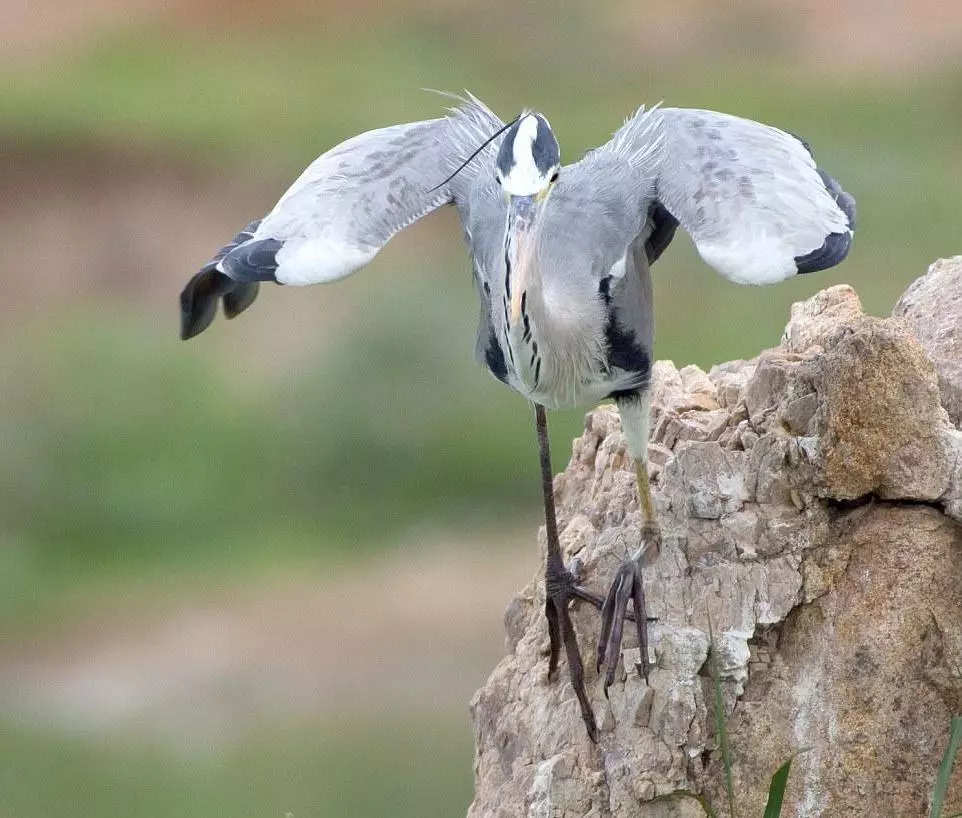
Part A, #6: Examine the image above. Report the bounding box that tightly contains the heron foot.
[544,560,599,743]
[596,522,661,698]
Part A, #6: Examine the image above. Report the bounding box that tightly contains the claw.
[544,564,599,742]
[631,562,650,682]
[598,562,637,696]
[596,570,620,674]
[596,525,657,696]
[545,598,562,682]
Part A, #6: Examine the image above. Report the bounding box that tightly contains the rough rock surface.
[894,256,962,428]
[469,277,962,818]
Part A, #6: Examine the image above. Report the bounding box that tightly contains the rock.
[699,505,962,817]
[742,353,798,430]
[709,359,756,410]
[677,365,719,411]
[809,315,952,501]
[780,284,863,354]
[894,256,962,427]
[468,280,962,818]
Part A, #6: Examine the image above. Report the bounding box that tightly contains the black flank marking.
[645,203,679,265]
[598,276,612,305]
[522,314,531,342]
[483,281,490,295]
[609,387,642,402]
[484,331,509,384]
[531,340,538,356]
[604,314,651,400]
[534,357,542,388]
[520,291,527,314]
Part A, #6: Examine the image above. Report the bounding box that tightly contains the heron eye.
[550,171,560,183]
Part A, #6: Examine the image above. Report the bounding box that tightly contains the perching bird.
[179,93,855,742]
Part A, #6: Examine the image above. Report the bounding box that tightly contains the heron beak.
[507,194,545,324]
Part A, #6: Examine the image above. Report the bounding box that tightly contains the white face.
[497,114,559,197]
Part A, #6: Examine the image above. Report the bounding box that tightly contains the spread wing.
[180,93,504,339]
[604,105,856,285]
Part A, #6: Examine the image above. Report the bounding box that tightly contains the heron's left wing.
[605,106,855,285]
[249,97,503,286]
[181,94,503,339]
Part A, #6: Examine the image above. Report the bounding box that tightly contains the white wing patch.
[697,234,796,285]
[274,237,379,286]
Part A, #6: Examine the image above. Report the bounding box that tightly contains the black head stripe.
[531,114,560,174]
[495,112,560,178]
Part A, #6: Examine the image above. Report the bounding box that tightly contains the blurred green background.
[1,2,960,816]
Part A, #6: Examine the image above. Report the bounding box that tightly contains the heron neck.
[505,205,545,326]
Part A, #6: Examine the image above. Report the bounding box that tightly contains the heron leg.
[596,391,661,696]
[534,403,599,743]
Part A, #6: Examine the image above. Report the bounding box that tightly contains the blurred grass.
[0,279,562,625]
[0,714,471,818]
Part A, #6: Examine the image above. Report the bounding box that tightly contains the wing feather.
[605,106,856,285]
[224,95,503,286]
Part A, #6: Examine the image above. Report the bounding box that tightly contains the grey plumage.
[180,92,856,740]
[184,95,854,404]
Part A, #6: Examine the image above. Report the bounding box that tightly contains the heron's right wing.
[605,106,856,285]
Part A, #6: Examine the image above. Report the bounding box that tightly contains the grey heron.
[179,94,855,741]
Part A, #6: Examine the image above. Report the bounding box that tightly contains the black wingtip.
[180,268,226,340]
[795,230,853,276]
[180,218,269,340]
[222,282,260,320]
[219,238,282,283]
[795,168,856,275]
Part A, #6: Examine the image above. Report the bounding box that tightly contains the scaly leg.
[535,403,599,742]
[596,390,661,695]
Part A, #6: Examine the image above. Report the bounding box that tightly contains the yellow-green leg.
[595,390,660,694]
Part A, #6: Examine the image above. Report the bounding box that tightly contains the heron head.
[496,112,560,198]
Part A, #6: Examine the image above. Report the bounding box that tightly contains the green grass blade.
[930,716,962,818]
[651,790,719,818]
[763,754,802,818]
[707,612,736,818]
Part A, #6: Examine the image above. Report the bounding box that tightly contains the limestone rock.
[469,280,962,818]
[780,284,863,354]
[808,314,952,501]
[894,256,962,427]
